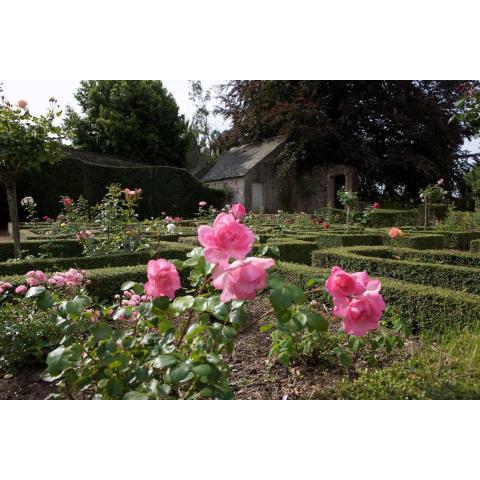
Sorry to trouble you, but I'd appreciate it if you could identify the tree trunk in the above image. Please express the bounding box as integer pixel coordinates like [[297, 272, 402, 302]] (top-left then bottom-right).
[[5, 180, 21, 259]]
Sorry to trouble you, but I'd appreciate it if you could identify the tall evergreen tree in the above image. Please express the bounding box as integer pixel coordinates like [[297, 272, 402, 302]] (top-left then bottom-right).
[[64, 80, 188, 166]]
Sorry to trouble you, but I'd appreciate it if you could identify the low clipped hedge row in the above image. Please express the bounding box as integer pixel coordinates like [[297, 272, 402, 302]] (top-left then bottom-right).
[[439, 231, 480, 250], [471, 239, 480, 254], [0, 239, 83, 261], [356, 246, 480, 269], [0, 242, 193, 277], [268, 240, 318, 265], [311, 246, 480, 295], [369, 208, 418, 227], [382, 234, 444, 250], [275, 262, 480, 332]]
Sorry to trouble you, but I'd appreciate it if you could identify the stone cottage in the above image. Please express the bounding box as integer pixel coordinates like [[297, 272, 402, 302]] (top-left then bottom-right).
[[201, 137, 358, 213]]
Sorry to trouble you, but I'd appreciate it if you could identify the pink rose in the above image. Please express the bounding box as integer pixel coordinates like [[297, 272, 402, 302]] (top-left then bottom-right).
[[212, 257, 275, 302], [325, 266, 376, 299], [61, 196, 73, 207], [333, 292, 386, 336], [372, 202, 381, 209], [199, 201, 207, 207], [144, 258, 181, 299], [15, 284, 28, 295], [198, 212, 256, 266], [17, 99, 28, 109], [388, 227, 403, 238], [76, 230, 93, 240], [230, 203, 247, 220], [0, 282, 13, 294], [26, 270, 47, 285], [43, 215, 51, 221], [323, 223, 330, 230]]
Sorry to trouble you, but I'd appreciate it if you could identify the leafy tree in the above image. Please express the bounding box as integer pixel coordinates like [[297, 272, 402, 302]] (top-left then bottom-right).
[[64, 81, 189, 167], [188, 80, 219, 161], [215, 81, 476, 204], [0, 89, 63, 258]]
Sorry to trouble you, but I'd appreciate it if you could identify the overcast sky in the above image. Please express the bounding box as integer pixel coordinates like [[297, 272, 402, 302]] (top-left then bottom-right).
[[1, 79, 478, 152], [0, 79, 230, 131]]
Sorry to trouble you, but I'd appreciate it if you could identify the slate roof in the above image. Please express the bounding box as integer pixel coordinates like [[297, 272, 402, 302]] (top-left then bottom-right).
[[202, 137, 286, 182]]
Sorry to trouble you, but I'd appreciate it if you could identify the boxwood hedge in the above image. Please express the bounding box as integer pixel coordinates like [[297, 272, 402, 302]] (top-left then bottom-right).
[[311, 246, 480, 294], [274, 261, 480, 332]]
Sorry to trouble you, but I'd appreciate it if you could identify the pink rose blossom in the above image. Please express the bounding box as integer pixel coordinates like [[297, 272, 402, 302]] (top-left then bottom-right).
[[199, 201, 207, 207], [333, 292, 386, 336], [230, 203, 247, 220], [144, 258, 181, 299], [26, 270, 48, 286], [325, 266, 377, 299], [0, 282, 13, 294], [198, 212, 256, 266], [388, 227, 403, 238], [372, 202, 381, 209], [17, 99, 28, 109], [76, 230, 93, 240], [15, 284, 28, 295], [212, 257, 275, 302], [43, 215, 51, 221], [61, 196, 73, 207]]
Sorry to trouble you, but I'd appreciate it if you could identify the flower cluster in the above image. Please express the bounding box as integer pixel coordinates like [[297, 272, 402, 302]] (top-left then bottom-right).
[[116, 289, 153, 307], [123, 187, 142, 200], [13, 268, 87, 295], [76, 230, 93, 240], [0, 281, 13, 294], [326, 266, 385, 336], [198, 206, 274, 302], [20, 196, 36, 208]]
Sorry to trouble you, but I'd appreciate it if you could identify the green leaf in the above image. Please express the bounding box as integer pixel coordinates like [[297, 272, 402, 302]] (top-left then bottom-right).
[[106, 377, 124, 398], [340, 351, 352, 368], [168, 362, 191, 384], [123, 391, 149, 400], [183, 256, 201, 267], [304, 309, 328, 332], [72, 294, 91, 310], [152, 354, 178, 369], [229, 308, 247, 328], [192, 364, 213, 377], [25, 286, 46, 298], [185, 323, 205, 340], [37, 291, 54, 309], [267, 274, 285, 290], [270, 284, 306, 312], [172, 295, 195, 312], [153, 296, 170, 310], [91, 321, 113, 340], [120, 281, 144, 295], [192, 297, 208, 312]]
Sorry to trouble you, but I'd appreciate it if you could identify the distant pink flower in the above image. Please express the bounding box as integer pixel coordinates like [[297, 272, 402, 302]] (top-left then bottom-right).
[[17, 99, 28, 109], [388, 227, 403, 238], [76, 230, 93, 240], [26, 270, 47, 286], [43, 215, 51, 221], [333, 292, 386, 336], [323, 223, 330, 230], [15, 284, 28, 295], [0, 282, 13, 294], [212, 257, 275, 302], [61, 196, 73, 207], [198, 212, 256, 266], [144, 258, 180, 299], [372, 202, 381, 209], [199, 201, 207, 207], [123, 188, 142, 199], [230, 203, 247, 220]]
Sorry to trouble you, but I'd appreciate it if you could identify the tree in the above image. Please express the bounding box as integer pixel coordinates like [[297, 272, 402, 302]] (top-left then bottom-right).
[[188, 81, 219, 161], [64, 81, 189, 167], [0, 89, 63, 258], [215, 81, 476, 204]]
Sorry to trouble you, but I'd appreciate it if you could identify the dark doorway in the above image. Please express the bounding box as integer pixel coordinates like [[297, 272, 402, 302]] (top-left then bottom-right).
[[334, 175, 346, 209]]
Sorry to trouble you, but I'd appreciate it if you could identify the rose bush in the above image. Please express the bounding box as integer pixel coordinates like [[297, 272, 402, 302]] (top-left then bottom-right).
[[3, 204, 403, 399]]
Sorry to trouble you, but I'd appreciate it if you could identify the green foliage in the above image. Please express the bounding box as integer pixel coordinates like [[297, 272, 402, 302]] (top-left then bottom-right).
[[274, 261, 480, 333], [64, 80, 188, 167], [382, 234, 444, 250], [0, 301, 61, 373], [471, 239, 480, 254], [312, 246, 480, 295], [0, 239, 82, 262], [314, 328, 480, 399], [368, 208, 418, 227], [316, 234, 382, 249], [265, 240, 317, 265]]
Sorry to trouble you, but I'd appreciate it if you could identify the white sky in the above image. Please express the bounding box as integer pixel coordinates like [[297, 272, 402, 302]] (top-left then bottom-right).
[[1, 79, 478, 153], [0, 79, 230, 131]]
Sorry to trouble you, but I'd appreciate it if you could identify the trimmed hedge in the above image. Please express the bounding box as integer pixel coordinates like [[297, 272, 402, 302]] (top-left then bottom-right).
[[267, 240, 318, 265], [357, 246, 480, 269], [439, 231, 480, 250], [316, 234, 382, 249], [369, 208, 418, 227], [471, 239, 480, 254], [382, 234, 444, 250], [0, 242, 193, 277], [275, 262, 480, 332], [311, 246, 480, 295], [0, 239, 83, 261]]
